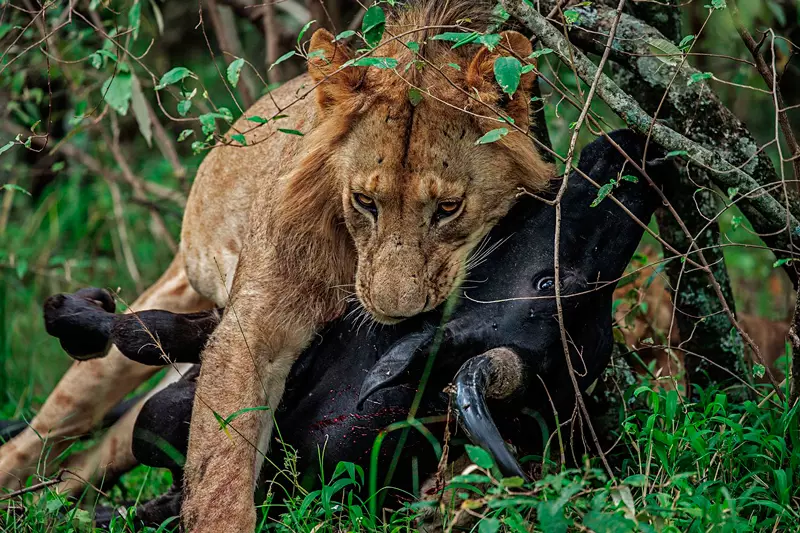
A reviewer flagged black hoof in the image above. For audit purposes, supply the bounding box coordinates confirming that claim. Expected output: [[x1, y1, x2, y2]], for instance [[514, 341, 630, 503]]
[[43, 287, 117, 360]]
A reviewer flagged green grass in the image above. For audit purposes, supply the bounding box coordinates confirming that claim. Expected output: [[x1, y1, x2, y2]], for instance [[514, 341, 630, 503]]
[[2, 377, 798, 532]]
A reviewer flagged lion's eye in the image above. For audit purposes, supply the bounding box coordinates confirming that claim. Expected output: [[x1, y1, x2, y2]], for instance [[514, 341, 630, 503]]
[[435, 200, 463, 220], [353, 193, 377, 216]]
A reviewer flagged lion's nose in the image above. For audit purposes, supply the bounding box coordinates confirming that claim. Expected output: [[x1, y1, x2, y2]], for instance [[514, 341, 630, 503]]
[[370, 272, 428, 320]]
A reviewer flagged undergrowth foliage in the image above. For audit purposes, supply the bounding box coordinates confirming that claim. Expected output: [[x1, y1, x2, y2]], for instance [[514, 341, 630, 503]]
[[4, 383, 797, 532], [2, 0, 800, 531]]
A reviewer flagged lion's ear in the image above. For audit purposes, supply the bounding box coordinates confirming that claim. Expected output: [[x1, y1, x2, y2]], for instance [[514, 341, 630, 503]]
[[308, 29, 364, 113], [466, 31, 536, 130]]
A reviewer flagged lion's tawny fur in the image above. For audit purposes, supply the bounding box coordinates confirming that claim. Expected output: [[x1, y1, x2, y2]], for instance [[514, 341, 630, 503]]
[[0, 2, 552, 530]]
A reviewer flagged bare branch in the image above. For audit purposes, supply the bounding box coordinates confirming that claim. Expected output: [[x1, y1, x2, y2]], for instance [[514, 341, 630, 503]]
[[729, 0, 800, 186]]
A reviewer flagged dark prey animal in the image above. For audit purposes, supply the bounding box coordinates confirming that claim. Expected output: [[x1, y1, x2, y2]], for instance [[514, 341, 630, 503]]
[[24, 131, 665, 527]]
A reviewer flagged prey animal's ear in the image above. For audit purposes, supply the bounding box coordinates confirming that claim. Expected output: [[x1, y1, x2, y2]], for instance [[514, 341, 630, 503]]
[[307, 28, 364, 113], [466, 31, 536, 130]]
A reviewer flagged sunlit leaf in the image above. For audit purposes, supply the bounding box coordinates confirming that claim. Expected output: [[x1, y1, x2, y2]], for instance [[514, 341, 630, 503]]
[[131, 75, 152, 146], [475, 128, 509, 145], [687, 71, 713, 86], [1, 183, 31, 195], [297, 19, 316, 46], [270, 51, 296, 71], [465, 444, 494, 469], [128, 1, 141, 40], [494, 56, 522, 95], [102, 71, 133, 115], [362, 6, 385, 48], [156, 67, 196, 90], [227, 57, 245, 87], [352, 57, 398, 69], [334, 30, 356, 41], [177, 129, 194, 142], [591, 181, 615, 207]]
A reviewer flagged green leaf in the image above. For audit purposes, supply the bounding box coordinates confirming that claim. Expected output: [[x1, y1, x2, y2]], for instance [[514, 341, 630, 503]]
[[727, 186, 739, 199], [431, 31, 479, 48], [351, 57, 398, 69], [2, 183, 31, 196], [647, 37, 682, 67], [447, 62, 462, 71], [177, 129, 194, 142], [222, 406, 271, 427], [334, 30, 356, 42], [773, 258, 793, 268], [753, 363, 766, 378], [247, 115, 269, 124], [278, 128, 304, 136], [623, 474, 648, 487], [177, 99, 192, 117], [465, 444, 494, 469], [591, 182, 615, 207], [130, 75, 152, 147], [227, 58, 245, 87], [0, 140, 15, 156], [198, 111, 234, 136], [475, 128, 509, 145], [128, 1, 142, 40], [150, 0, 164, 34], [619, 175, 638, 183], [0, 24, 13, 41], [88, 49, 118, 69], [477, 34, 502, 51], [529, 47, 553, 59], [768, 1, 787, 26], [501, 476, 525, 488], [479, 518, 501, 533], [563, 8, 580, 25], [408, 87, 423, 106], [406, 41, 420, 53], [494, 56, 522, 96], [679, 34, 696, 51], [537, 499, 568, 533], [687, 71, 713, 86], [362, 6, 386, 48], [156, 67, 196, 90], [102, 71, 133, 115], [707, 0, 726, 9], [297, 19, 316, 47], [270, 50, 296, 71], [666, 149, 688, 158], [15, 258, 27, 279], [231, 133, 246, 145]]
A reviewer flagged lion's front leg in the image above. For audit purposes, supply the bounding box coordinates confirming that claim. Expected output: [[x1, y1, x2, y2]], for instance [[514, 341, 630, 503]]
[[180, 290, 318, 533]]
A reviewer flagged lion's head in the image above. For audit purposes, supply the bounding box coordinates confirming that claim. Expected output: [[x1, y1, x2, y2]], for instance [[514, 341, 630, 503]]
[[303, 3, 552, 324]]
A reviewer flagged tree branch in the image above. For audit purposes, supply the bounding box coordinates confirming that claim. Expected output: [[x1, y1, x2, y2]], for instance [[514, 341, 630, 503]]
[[503, 0, 800, 267], [729, 0, 800, 186], [543, 3, 800, 284], [503, 0, 789, 399], [205, 0, 255, 108]]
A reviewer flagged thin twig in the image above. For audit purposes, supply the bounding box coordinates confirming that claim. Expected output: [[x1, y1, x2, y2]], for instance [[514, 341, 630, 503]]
[[551, 0, 627, 480], [729, 0, 800, 187]]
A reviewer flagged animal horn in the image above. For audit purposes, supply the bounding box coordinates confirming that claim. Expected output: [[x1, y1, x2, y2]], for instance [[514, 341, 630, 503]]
[[453, 347, 529, 480], [357, 330, 436, 409]]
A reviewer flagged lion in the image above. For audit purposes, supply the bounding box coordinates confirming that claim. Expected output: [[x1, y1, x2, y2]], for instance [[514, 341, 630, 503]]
[[0, 2, 552, 531]]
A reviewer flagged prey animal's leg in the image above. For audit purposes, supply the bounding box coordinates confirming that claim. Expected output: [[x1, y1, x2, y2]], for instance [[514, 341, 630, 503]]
[[0, 253, 212, 492], [56, 364, 194, 495]]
